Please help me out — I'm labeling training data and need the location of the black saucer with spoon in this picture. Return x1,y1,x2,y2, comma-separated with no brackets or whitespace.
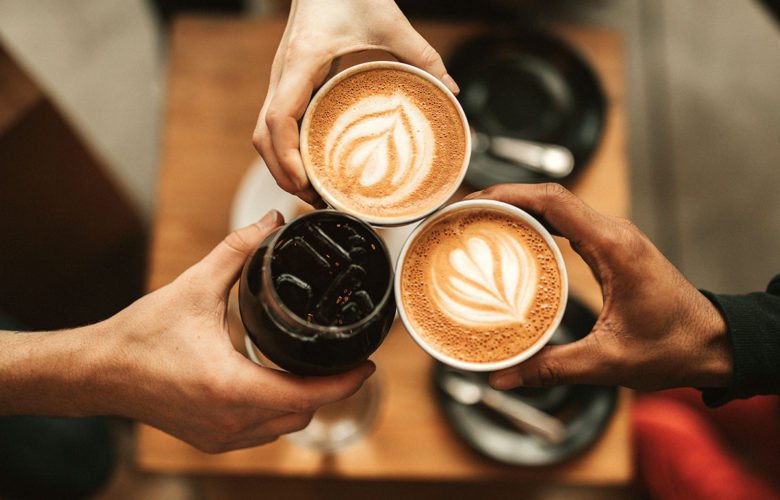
448,32,606,188
433,295,618,466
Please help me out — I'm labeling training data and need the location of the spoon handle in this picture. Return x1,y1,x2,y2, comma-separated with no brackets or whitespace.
482,388,567,444
489,136,575,178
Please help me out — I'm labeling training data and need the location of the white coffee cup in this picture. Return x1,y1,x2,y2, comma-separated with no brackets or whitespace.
394,199,568,371
299,61,471,226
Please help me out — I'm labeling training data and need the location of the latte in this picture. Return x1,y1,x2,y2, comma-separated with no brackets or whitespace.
397,201,567,369
300,62,469,225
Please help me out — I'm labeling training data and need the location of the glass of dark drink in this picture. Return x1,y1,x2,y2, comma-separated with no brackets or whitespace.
238,210,395,451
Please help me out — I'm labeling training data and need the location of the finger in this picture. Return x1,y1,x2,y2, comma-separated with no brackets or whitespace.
489,339,607,389
216,434,279,453
466,183,613,264
252,361,376,413
384,24,459,95
253,118,299,194
254,411,315,439
295,187,325,208
195,210,285,293
266,61,331,192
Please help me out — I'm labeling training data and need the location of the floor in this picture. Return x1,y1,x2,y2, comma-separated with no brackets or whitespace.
1,0,779,498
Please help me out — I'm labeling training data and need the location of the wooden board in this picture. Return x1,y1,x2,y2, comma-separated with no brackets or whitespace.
137,16,631,484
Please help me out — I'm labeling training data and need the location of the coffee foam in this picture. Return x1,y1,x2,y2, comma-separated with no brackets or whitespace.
303,68,466,221
401,208,562,364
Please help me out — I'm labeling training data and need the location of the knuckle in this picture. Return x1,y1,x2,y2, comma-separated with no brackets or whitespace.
419,44,443,68
200,371,238,407
265,108,283,129
536,360,562,387
197,442,223,454
605,216,647,260
289,412,315,433
542,182,572,203
481,183,511,200
216,414,245,436
252,128,267,151
286,34,315,58
223,230,254,257
290,394,316,413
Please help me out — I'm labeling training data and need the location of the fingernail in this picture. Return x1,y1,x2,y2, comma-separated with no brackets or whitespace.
258,209,281,229
490,371,521,390
442,74,460,95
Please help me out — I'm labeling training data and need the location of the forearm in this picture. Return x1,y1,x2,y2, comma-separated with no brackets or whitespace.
0,322,114,417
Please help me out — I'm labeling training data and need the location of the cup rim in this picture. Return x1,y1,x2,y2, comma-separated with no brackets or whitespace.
299,61,471,227
394,199,569,372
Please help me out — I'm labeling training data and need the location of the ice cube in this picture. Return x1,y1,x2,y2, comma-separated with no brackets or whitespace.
274,273,313,317
277,236,330,270
313,264,368,325
306,222,351,263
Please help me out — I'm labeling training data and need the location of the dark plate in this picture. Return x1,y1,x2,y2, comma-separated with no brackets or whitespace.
433,296,618,466
447,32,606,187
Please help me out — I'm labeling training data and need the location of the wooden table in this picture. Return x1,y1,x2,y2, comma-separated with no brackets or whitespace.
137,16,631,486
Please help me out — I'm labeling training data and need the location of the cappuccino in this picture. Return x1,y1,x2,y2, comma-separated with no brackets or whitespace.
300,62,469,225
397,201,567,369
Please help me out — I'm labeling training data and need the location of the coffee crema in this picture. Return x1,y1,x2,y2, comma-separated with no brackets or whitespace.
400,208,562,364
302,66,467,222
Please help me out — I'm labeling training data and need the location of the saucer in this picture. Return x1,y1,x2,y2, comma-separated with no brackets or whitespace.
433,296,618,466
230,159,416,265
447,32,606,188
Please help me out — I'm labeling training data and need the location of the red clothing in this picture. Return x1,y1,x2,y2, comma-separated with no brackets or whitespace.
633,389,780,500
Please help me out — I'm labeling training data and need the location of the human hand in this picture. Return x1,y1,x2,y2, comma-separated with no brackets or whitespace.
466,184,733,392
252,0,459,204
96,210,375,453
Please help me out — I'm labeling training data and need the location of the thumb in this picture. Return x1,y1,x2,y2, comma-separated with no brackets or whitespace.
196,210,284,293
384,23,459,95
489,338,605,389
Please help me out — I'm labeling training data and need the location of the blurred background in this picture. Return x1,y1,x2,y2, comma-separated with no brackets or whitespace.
1,0,778,498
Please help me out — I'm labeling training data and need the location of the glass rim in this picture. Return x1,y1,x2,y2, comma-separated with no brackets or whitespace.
261,209,395,338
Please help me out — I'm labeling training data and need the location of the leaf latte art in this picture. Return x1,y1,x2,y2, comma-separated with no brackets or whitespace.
302,67,467,222
400,208,563,364
325,94,434,205
430,230,538,327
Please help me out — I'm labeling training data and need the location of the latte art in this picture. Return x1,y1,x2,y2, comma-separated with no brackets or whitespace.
431,230,537,326
400,207,564,364
302,65,468,223
325,94,434,207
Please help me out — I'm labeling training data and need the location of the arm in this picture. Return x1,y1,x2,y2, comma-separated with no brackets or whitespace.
699,276,780,405
252,0,458,204
467,184,734,393
0,210,375,453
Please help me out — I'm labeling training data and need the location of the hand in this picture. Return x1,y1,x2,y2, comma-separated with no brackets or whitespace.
466,184,733,392
252,0,459,204
93,210,375,453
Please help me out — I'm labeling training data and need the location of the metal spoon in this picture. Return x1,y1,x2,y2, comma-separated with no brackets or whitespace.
440,372,567,445
471,129,575,179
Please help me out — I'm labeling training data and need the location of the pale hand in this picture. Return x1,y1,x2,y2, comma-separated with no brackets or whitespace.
0,210,375,453
252,0,459,205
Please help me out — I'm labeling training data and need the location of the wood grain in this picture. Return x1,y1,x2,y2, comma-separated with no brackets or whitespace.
138,16,631,484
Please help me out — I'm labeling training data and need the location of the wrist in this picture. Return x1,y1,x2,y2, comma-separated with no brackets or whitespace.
692,293,733,388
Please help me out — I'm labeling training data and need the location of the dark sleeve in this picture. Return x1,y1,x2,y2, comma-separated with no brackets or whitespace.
699,274,780,407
